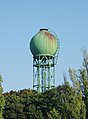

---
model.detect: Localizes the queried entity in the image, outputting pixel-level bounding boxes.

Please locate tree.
[69,49,88,118]
[47,108,61,119]
[56,84,85,119]
[42,83,86,119]
[0,75,5,119]
[3,84,86,119]
[3,90,26,119]
[3,89,44,119]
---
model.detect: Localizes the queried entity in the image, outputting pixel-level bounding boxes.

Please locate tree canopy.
[0,75,5,119]
[69,49,88,118]
[3,84,86,119]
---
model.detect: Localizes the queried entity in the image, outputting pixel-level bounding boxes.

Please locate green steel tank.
[30,29,58,56]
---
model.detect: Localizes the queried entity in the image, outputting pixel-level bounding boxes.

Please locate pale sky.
[0,0,88,92]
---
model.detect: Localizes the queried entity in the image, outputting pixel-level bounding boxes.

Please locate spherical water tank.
[30,29,58,56]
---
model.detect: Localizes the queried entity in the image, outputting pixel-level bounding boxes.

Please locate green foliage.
[3,89,44,119]
[0,75,5,119]
[47,84,86,119]
[47,108,61,119]
[3,84,86,119]
[69,49,88,118]
[69,68,80,91]
[25,104,44,119]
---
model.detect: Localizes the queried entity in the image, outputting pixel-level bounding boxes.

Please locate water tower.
[30,28,60,92]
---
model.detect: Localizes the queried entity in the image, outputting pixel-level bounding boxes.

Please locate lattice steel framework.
[33,55,55,92]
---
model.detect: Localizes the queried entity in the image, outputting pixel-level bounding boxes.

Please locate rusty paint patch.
[44,32,55,40]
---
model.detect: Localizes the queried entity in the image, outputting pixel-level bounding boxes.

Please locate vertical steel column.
[48,56,51,90]
[33,57,35,90]
[41,65,44,92]
[53,57,55,87]
[41,59,46,92]
[37,56,40,92]
[53,65,55,88]
[44,66,46,91]
[52,57,55,88]
[33,56,36,90]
